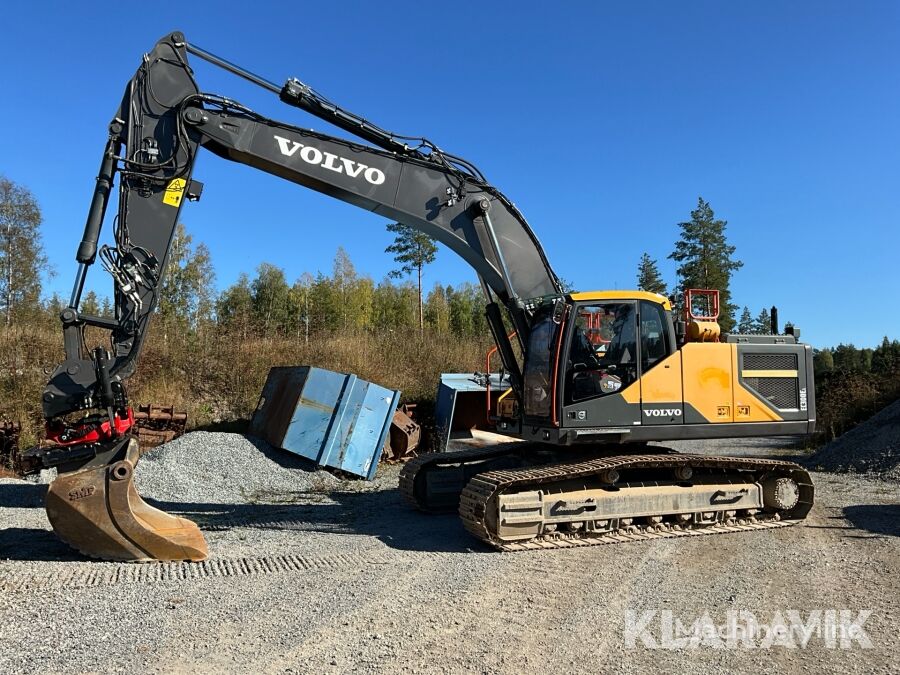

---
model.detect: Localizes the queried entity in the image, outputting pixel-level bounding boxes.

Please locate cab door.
[561,301,642,428]
[638,299,684,425]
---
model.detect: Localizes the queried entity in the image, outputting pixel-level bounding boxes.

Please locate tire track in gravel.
[0,550,397,592]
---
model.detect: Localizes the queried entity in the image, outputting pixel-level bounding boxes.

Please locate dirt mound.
[808,398,900,480]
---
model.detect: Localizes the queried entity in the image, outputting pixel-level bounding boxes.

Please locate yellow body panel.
[670,343,784,423]
[620,379,641,404]
[681,343,734,422]
[638,351,683,404]
[569,290,672,311]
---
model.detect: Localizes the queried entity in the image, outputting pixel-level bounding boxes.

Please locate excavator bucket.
[45,438,207,562]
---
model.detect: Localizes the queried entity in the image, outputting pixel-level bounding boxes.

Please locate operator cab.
[521,291,676,426]
[564,292,674,405]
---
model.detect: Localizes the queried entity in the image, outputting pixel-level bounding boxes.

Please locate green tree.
[80,291,101,316]
[329,247,374,331]
[448,282,487,337]
[424,283,450,333]
[636,253,667,295]
[0,176,50,325]
[872,337,900,374]
[251,263,292,334]
[372,278,416,331]
[668,198,743,332]
[217,273,254,338]
[310,272,340,332]
[385,222,437,333]
[157,222,215,338]
[289,272,314,342]
[832,343,865,372]
[737,306,753,333]
[814,348,834,377]
[753,307,771,335]
[332,247,355,330]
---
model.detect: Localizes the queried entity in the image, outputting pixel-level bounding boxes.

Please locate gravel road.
[1,435,897,674]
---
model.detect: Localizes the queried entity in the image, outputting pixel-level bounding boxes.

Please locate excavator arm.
[26,31,561,561]
[41,31,560,427]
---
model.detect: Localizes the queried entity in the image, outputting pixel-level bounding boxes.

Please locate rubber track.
[0,550,392,593]
[459,453,813,551]
[399,445,524,511]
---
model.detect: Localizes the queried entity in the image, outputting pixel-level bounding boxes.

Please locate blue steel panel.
[253,366,401,479]
[283,368,346,464]
[347,383,398,479]
[319,374,363,470]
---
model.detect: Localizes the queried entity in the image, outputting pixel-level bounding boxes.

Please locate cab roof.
[568,290,672,311]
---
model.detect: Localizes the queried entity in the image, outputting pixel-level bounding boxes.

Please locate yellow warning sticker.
[163,178,187,207]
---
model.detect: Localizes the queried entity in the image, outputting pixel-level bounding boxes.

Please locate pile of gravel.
[808,398,900,480]
[135,431,341,504]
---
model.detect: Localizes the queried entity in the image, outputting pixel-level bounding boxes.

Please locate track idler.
[43,437,207,562]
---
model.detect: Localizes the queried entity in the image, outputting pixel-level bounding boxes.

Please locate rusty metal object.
[383,404,421,463]
[45,437,207,562]
[133,404,188,450]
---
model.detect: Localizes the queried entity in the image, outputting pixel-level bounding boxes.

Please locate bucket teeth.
[45,438,207,562]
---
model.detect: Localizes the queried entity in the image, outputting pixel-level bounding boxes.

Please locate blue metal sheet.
[250,367,400,479]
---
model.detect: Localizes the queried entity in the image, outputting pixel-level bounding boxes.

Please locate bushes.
[0,322,492,451]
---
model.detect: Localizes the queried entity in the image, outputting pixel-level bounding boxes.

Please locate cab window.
[566,302,637,403]
[640,300,669,372]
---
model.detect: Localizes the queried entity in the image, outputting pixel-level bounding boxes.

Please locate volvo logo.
[274,135,386,185]
[644,408,682,417]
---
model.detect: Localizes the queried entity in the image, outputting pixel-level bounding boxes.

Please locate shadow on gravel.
[843,505,900,537]
[0,527,82,561]
[0,482,45,508]
[146,488,488,555]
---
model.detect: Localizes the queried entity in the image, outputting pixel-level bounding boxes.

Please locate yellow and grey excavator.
[22,32,814,561]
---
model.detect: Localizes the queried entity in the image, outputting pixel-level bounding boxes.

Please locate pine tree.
[636,253,667,295]
[385,222,437,333]
[0,176,50,325]
[753,307,771,334]
[668,198,743,332]
[737,306,753,334]
[80,291,101,316]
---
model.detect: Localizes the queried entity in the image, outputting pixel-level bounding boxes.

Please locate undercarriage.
[401,445,814,550]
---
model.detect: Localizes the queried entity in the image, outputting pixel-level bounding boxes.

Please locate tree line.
[38,223,485,342]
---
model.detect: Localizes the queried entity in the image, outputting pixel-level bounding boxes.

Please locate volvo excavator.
[22,32,814,561]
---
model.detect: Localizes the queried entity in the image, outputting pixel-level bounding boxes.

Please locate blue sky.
[2,2,897,348]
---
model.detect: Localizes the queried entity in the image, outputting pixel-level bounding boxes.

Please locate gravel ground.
[136,432,342,504]
[808,399,900,480]
[1,434,898,674]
